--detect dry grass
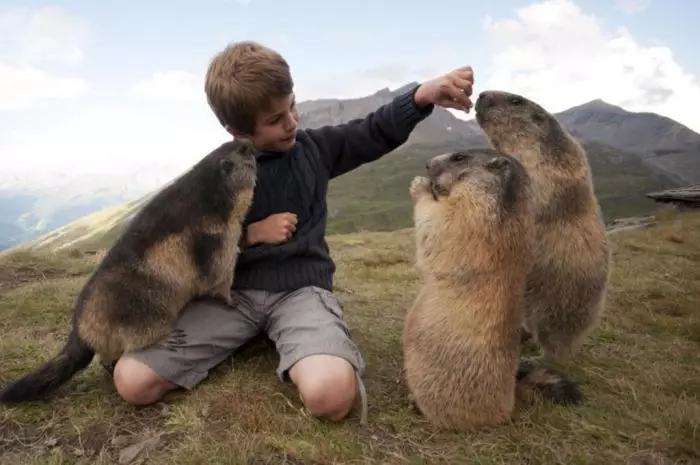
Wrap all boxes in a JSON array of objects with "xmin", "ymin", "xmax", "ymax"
[{"xmin": 1, "ymin": 212, "xmax": 699, "ymax": 464}]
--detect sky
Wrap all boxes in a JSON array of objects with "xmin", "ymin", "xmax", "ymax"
[{"xmin": 1, "ymin": 0, "xmax": 698, "ymax": 191}]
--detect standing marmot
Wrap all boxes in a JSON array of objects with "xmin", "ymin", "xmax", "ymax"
[
  {"xmin": 475, "ymin": 90, "xmax": 611, "ymax": 365},
  {"xmin": 0, "ymin": 139, "xmax": 257, "ymax": 404},
  {"xmin": 402, "ymin": 148, "xmax": 580, "ymax": 431}
]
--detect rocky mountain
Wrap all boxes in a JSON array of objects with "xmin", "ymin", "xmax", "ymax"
[
  {"xmin": 4, "ymin": 83, "xmax": 695, "ymax": 253},
  {"xmin": 297, "ymin": 81, "xmax": 485, "ymax": 146},
  {"xmin": 298, "ymin": 85, "xmax": 688, "ymax": 234},
  {"xmin": 300, "ymin": 85, "xmax": 698, "ymax": 184},
  {"xmin": 555, "ymin": 99, "xmax": 699, "ymax": 184}
]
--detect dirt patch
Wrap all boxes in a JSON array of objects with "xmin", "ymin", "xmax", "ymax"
[
  {"xmin": 0, "ymin": 420, "xmax": 48, "ymax": 455},
  {"xmin": 0, "ymin": 397, "xmax": 183, "ymax": 463}
]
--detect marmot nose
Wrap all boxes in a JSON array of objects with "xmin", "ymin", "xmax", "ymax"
[{"xmin": 477, "ymin": 91, "xmax": 492, "ymax": 108}]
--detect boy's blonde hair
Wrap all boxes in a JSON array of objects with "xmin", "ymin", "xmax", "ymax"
[{"xmin": 204, "ymin": 41, "xmax": 294, "ymax": 135}]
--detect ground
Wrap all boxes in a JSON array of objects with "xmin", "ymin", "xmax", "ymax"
[{"xmin": 0, "ymin": 211, "xmax": 698, "ymax": 465}]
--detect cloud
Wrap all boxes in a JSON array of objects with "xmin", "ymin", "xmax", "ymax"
[
  {"xmin": 616, "ymin": 0, "xmax": 650, "ymax": 14},
  {"xmin": 0, "ymin": 5, "xmax": 87, "ymax": 63},
  {"xmin": 132, "ymin": 71, "xmax": 204, "ymax": 105},
  {"xmin": 481, "ymin": 0, "xmax": 700, "ymax": 132},
  {"xmin": 293, "ymin": 52, "xmax": 460, "ymax": 102},
  {"xmin": 0, "ymin": 99, "xmax": 227, "ymax": 190},
  {"xmin": 294, "ymin": 66, "xmax": 416, "ymax": 101},
  {"xmin": 0, "ymin": 6, "xmax": 88, "ymax": 110},
  {"xmin": 0, "ymin": 64, "xmax": 87, "ymax": 110}
]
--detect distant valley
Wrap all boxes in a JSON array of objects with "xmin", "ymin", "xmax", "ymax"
[{"xmin": 0, "ymin": 180, "xmax": 144, "ymax": 252}]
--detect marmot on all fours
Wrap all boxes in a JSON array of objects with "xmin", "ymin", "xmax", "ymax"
[
  {"xmin": 475, "ymin": 90, "xmax": 612, "ymax": 366},
  {"xmin": 401, "ymin": 148, "xmax": 581, "ymax": 431},
  {"xmin": 0, "ymin": 139, "xmax": 258, "ymax": 404}
]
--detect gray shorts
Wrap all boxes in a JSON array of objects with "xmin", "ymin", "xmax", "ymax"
[{"xmin": 124, "ymin": 285, "xmax": 365, "ymax": 390}]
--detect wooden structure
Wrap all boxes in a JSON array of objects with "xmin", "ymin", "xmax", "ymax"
[{"xmin": 647, "ymin": 185, "xmax": 700, "ymax": 212}]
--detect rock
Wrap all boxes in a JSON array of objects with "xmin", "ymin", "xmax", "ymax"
[{"xmin": 606, "ymin": 216, "xmax": 657, "ymax": 234}]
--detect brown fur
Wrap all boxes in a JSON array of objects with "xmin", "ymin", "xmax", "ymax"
[
  {"xmin": 475, "ymin": 90, "xmax": 612, "ymax": 366},
  {"xmin": 0, "ymin": 139, "xmax": 257, "ymax": 404},
  {"xmin": 401, "ymin": 148, "xmax": 580, "ymax": 431}
]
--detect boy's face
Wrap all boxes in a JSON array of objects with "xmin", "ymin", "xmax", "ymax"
[{"xmin": 229, "ymin": 93, "xmax": 299, "ymax": 152}]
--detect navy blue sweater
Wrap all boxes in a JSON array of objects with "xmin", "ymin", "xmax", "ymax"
[{"xmin": 232, "ymin": 85, "xmax": 434, "ymax": 292}]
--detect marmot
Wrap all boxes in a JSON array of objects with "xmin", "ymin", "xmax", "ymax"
[
  {"xmin": 401, "ymin": 148, "xmax": 580, "ymax": 431},
  {"xmin": 0, "ymin": 139, "xmax": 257, "ymax": 404},
  {"xmin": 475, "ymin": 90, "xmax": 611, "ymax": 365}
]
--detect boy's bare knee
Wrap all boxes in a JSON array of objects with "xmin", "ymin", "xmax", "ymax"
[
  {"xmin": 113, "ymin": 357, "xmax": 176, "ymax": 406},
  {"xmin": 290, "ymin": 354, "xmax": 358, "ymax": 421}
]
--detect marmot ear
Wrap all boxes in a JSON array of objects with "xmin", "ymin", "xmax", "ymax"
[
  {"xmin": 235, "ymin": 136, "xmax": 255, "ymax": 150},
  {"xmin": 220, "ymin": 158, "xmax": 235, "ymax": 174},
  {"xmin": 485, "ymin": 156, "xmax": 509, "ymax": 172}
]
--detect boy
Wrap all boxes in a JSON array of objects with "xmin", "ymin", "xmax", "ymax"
[{"xmin": 112, "ymin": 41, "xmax": 474, "ymax": 422}]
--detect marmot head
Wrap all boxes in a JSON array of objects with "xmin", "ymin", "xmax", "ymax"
[
  {"xmin": 425, "ymin": 148, "xmax": 529, "ymax": 214},
  {"xmin": 212, "ymin": 138, "xmax": 258, "ymax": 193},
  {"xmin": 474, "ymin": 90, "xmax": 574, "ymax": 164}
]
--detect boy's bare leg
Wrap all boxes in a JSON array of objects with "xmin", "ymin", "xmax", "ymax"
[
  {"xmin": 265, "ymin": 285, "xmax": 367, "ymax": 423},
  {"xmin": 112, "ymin": 293, "xmax": 263, "ymax": 405},
  {"xmin": 288, "ymin": 354, "xmax": 357, "ymax": 421}
]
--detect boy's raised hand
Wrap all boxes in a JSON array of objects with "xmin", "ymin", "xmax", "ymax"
[{"xmin": 414, "ymin": 66, "xmax": 474, "ymax": 113}]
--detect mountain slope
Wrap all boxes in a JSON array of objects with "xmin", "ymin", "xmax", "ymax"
[
  {"xmin": 6, "ymin": 193, "xmax": 154, "ymax": 254},
  {"xmin": 297, "ymin": 82, "xmax": 485, "ymax": 146},
  {"xmin": 324, "ymin": 138, "xmax": 678, "ymax": 235},
  {"xmin": 557, "ymin": 99, "xmax": 700, "ymax": 184},
  {"xmin": 8, "ymin": 131, "xmax": 677, "ymax": 254},
  {"xmin": 0, "ymin": 175, "xmax": 157, "ymax": 252},
  {"xmin": 5, "ymin": 84, "xmax": 692, "ymax": 253}
]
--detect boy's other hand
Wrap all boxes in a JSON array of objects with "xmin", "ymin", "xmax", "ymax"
[
  {"xmin": 247, "ymin": 212, "xmax": 298, "ymax": 245},
  {"xmin": 414, "ymin": 66, "xmax": 474, "ymax": 113}
]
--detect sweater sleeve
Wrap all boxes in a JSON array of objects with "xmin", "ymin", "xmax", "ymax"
[{"xmin": 304, "ymin": 85, "xmax": 434, "ymax": 179}]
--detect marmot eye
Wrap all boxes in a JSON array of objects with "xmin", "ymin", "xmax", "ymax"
[
  {"xmin": 450, "ymin": 152, "xmax": 467, "ymax": 162},
  {"xmin": 510, "ymin": 96, "xmax": 523, "ymax": 105}
]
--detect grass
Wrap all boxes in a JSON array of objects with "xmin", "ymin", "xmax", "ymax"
[{"xmin": 1, "ymin": 212, "xmax": 699, "ymax": 464}]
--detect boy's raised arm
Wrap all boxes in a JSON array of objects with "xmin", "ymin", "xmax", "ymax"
[
  {"xmin": 305, "ymin": 67, "xmax": 474, "ymax": 179},
  {"xmin": 306, "ymin": 86, "xmax": 432, "ymax": 179}
]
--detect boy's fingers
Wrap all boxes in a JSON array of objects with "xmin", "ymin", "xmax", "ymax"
[
  {"xmin": 453, "ymin": 66, "xmax": 474, "ymax": 82},
  {"xmin": 281, "ymin": 212, "xmax": 298, "ymax": 225},
  {"xmin": 452, "ymin": 77, "xmax": 473, "ymax": 96},
  {"xmin": 446, "ymin": 85, "xmax": 472, "ymax": 110},
  {"xmin": 444, "ymin": 95, "xmax": 472, "ymax": 112}
]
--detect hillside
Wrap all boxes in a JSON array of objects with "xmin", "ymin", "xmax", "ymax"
[
  {"xmin": 0, "ymin": 175, "xmax": 158, "ymax": 253},
  {"xmin": 324, "ymin": 137, "xmax": 677, "ymax": 235},
  {"xmin": 298, "ymin": 82, "xmax": 484, "ymax": 147},
  {"xmin": 557, "ymin": 99, "xmax": 700, "ymax": 184},
  {"xmin": 5, "ymin": 83, "xmax": 695, "ymax": 252},
  {"xmin": 6, "ymin": 135, "xmax": 675, "ymax": 254},
  {"xmin": 1, "ymin": 211, "xmax": 698, "ymax": 464},
  {"xmin": 15, "ymin": 194, "xmax": 155, "ymax": 253}
]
